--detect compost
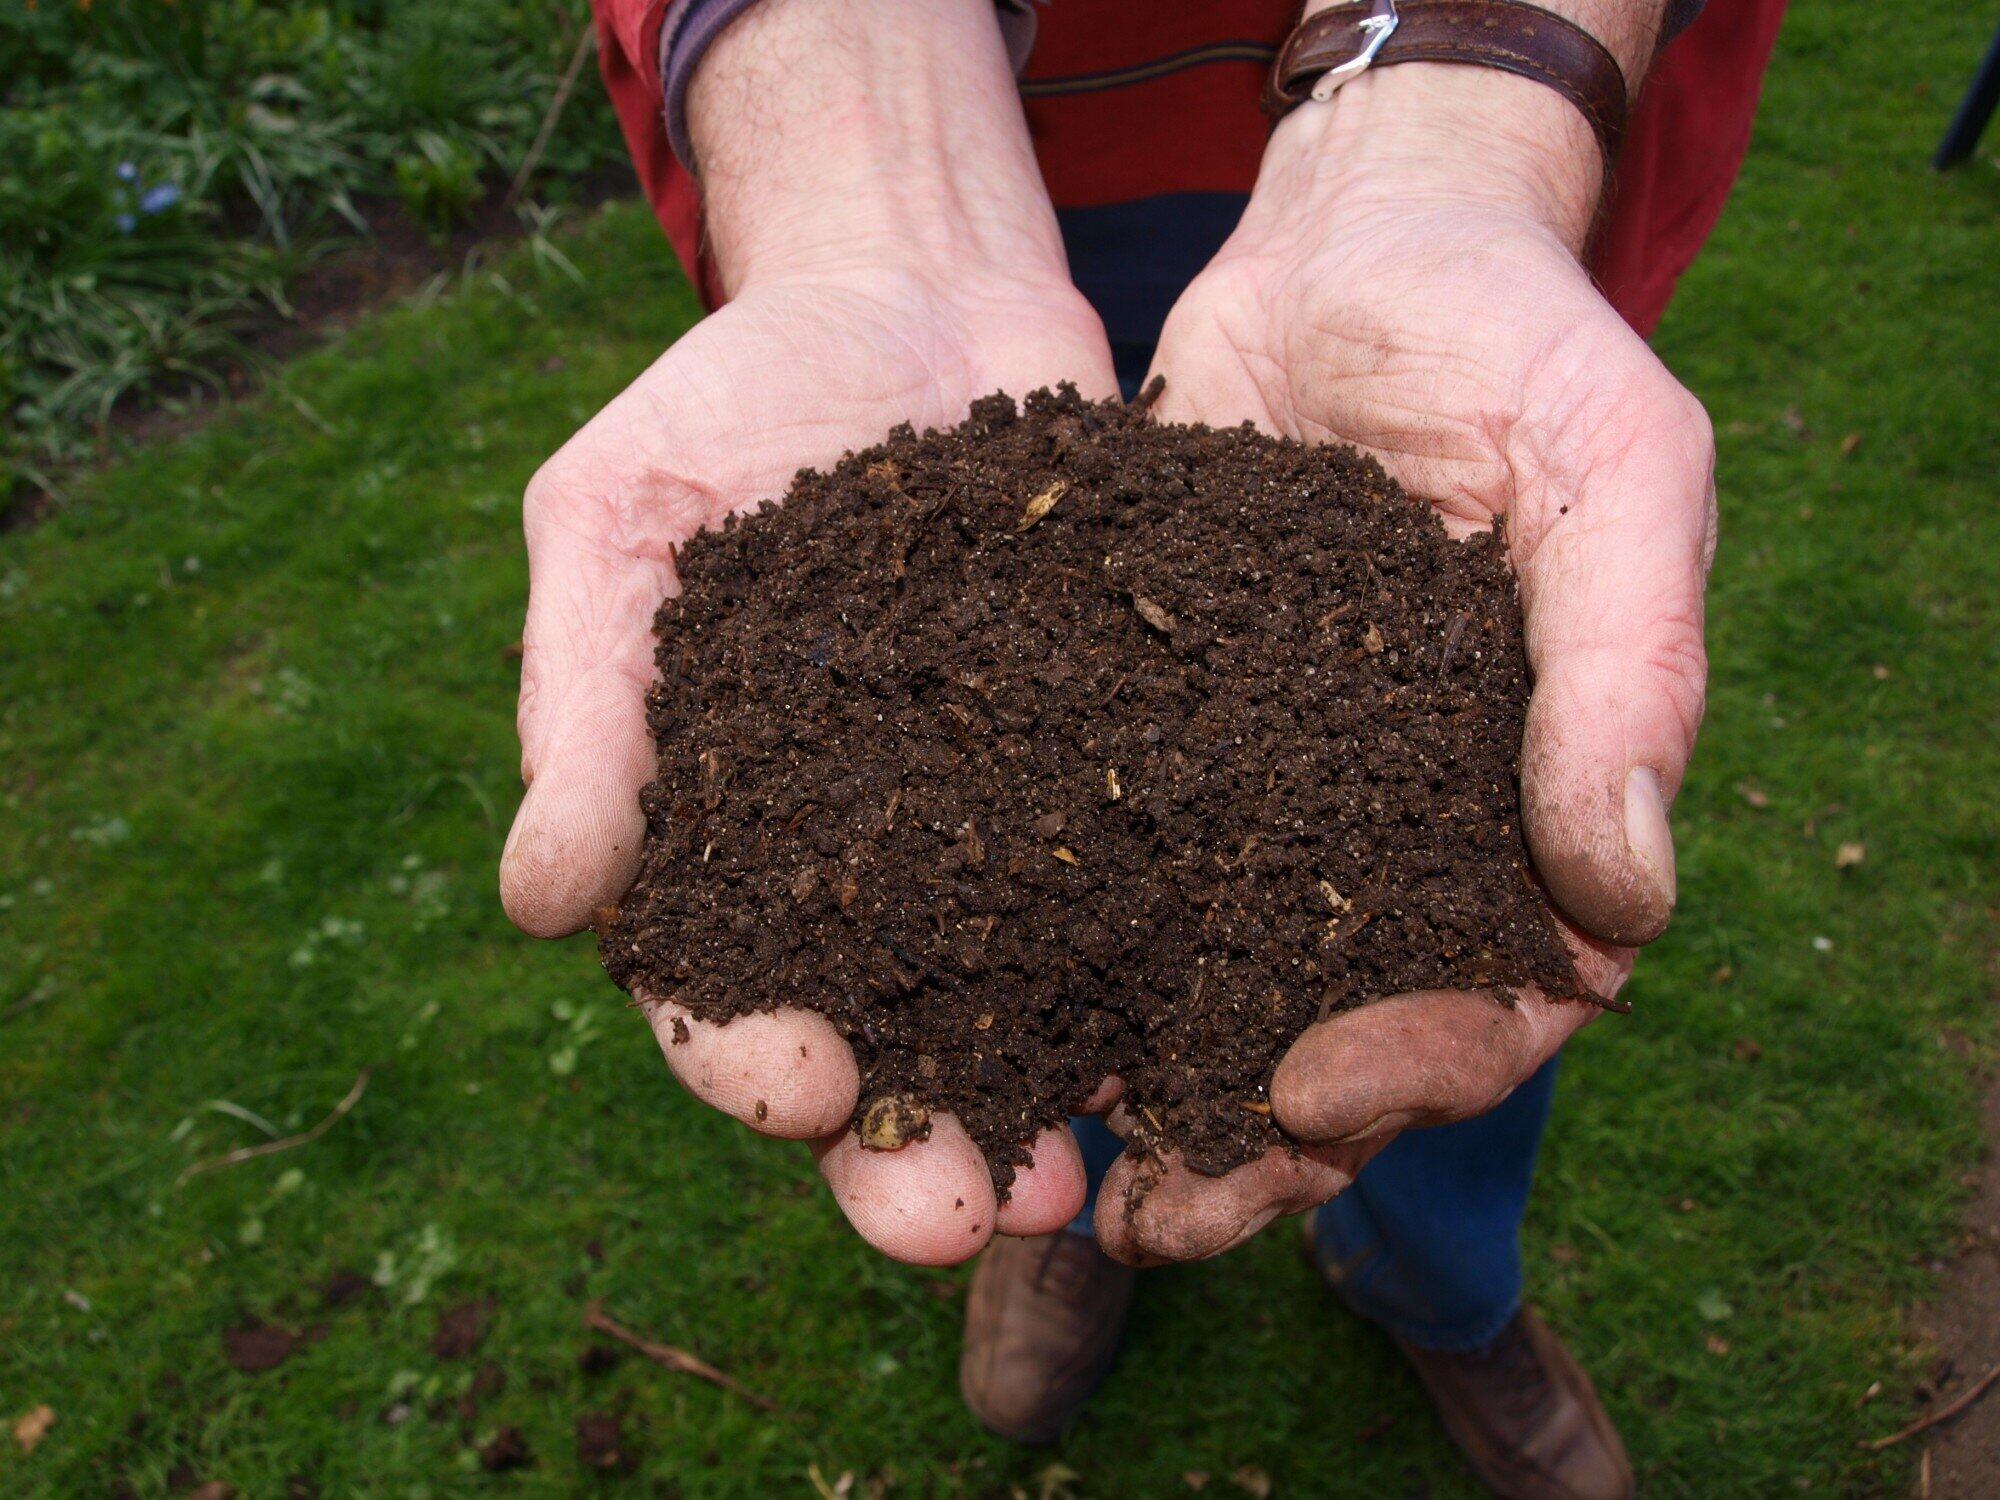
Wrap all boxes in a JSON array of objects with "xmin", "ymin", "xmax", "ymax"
[{"xmin": 600, "ymin": 384, "xmax": 1584, "ymax": 1193}]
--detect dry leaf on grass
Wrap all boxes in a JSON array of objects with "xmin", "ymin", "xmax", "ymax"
[
  {"xmin": 222, "ymin": 1322, "xmax": 296, "ymax": 1374},
  {"xmin": 430, "ymin": 1297, "xmax": 495, "ymax": 1359},
  {"xmin": 12, "ymin": 1404, "xmax": 54, "ymax": 1454}
]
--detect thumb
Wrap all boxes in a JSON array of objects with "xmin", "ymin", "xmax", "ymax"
[
  {"xmin": 1515, "ymin": 356, "xmax": 1715, "ymax": 947},
  {"xmin": 499, "ymin": 460, "xmax": 677, "ymax": 939}
]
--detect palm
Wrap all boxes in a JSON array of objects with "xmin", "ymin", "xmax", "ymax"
[
  {"xmin": 1156, "ymin": 208, "xmax": 1659, "ymax": 531},
  {"xmin": 527, "ymin": 271, "xmax": 1112, "ymax": 593},
  {"xmin": 511, "ymin": 268, "xmax": 1114, "ymax": 922}
]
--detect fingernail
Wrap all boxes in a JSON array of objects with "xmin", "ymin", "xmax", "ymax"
[
  {"xmin": 1227, "ymin": 1205, "xmax": 1285, "ymax": 1251},
  {"xmin": 1624, "ymin": 767, "xmax": 1677, "ymax": 911},
  {"xmin": 1332, "ymin": 1108, "xmax": 1416, "ymax": 1145}
]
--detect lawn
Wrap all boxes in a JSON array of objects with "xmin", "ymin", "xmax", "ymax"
[{"xmin": 3, "ymin": 2, "xmax": 1998, "ymax": 1494}]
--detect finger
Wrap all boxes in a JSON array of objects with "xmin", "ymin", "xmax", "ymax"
[
  {"xmin": 813, "ymin": 1113, "xmax": 998, "ymax": 1266},
  {"xmin": 1270, "ymin": 987, "xmax": 1598, "ymax": 1145},
  {"xmin": 1093, "ymin": 1142, "xmax": 1371, "ymax": 1267},
  {"xmin": 498, "ymin": 329, "xmax": 765, "ymax": 940},
  {"xmin": 1079, "ymin": 1075, "xmax": 1124, "ymax": 1115},
  {"xmin": 1513, "ymin": 341, "xmax": 1715, "ymax": 946},
  {"xmin": 993, "ymin": 1126, "xmax": 1088, "ymax": 1237},
  {"xmin": 647, "ymin": 998, "xmax": 859, "ymax": 1140},
  {"xmin": 499, "ymin": 469, "xmax": 675, "ymax": 939}
]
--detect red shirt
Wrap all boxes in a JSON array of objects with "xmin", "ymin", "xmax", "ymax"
[{"xmin": 591, "ymin": 0, "xmax": 1788, "ymax": 337}]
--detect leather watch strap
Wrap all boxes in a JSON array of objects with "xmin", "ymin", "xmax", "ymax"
[{"xmin": 1266, "ymin": 0, "xmax": 1630, "ymax": 163}]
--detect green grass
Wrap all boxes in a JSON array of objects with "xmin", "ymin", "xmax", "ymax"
[{"xmin": 3, "ymin": 3, "xmax": 1998, "ymax": 1494}]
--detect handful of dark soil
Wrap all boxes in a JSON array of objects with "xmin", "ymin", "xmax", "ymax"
[{"xmin": 601, "ymin": 384, "xmax": 1584, "ymax": 1193}]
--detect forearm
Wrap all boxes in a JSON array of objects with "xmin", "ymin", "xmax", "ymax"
[
  {"xmin": 1264, "ymin": 0, "xmax": 1674, "ymax": 253},
  {"xmin": 687, "ymin": 0, "xmax": 1068, "ymax": 296}
]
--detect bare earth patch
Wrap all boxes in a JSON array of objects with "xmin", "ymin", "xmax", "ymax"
[{"xmin": 1912, "ymin": 1046, "xmax": 2000, "ymax": 1496}]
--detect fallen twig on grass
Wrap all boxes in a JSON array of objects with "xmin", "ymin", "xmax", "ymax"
[
  {"xmin": 504, "ymin": 25, "xmax": 597, "ymax": 210},
  {"xmin": 177, "ymin": 1070, "xmax": 370, "ymax": 1184},
  {"xmin": 1857, "ymin": 1356, "xmax": 2000, "ymax": 1450},
  {"xmin": 2, "ymin": 984, "xmax": 58, "ymax": 1024},
  {"xmin": 582, "ymin": 1301, "xmax": 777, "ymax": 1413}
]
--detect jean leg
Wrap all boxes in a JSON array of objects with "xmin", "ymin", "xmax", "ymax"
[
  {"xmin": 1065, "ymin": 1114, "xmax": 1127, "ymax": 1240},
  {"xmin": 1112, "ymin": 343, "xmax": 1156, "ymax": 402},
  {"xmin": 1310, "ymin": 1057, "xmax": 1561, "ymax": 1352}
]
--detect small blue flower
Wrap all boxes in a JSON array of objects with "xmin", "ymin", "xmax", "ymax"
[
  {"xmin": 116, "ymin": 161, "xmax": 139, "ymax": 183},
  {"xmin": 139, "ymin": 183, "xmax": 181, "ymax": 215},
  {"xmin": 114, "ymin": 213, "xmax": 137, "ymax": 234}
]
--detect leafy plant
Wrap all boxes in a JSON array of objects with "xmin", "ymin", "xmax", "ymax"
[
  {"xmin": 0, "ymin": 0, "xmax": 621, "ymax": 514},
  {"xmin": 393, "ymin": 133, "xmax": 484, "ymax": 237}
]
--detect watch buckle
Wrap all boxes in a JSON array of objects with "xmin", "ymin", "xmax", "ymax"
[{"xmin": 1310, "ymin": 0, "xmax": 1401, "ymax": 102}]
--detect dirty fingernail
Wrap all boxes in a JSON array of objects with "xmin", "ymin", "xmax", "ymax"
[
  {"xmin": 1624, "ymin": 766, "xmax": 1676, "ymax": 912},
  {"xmin": 1236, "ymin": 1204, "xmax": 1284, "ymax": 1244},
  {"xmin": 1332, "ymin": 1108, "xmax": 1416, "ymax": 1145}
]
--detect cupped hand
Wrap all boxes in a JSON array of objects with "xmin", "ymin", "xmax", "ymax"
[
  {"xmin": 1097, "ymin": 103, "xmax": 1714, "ymax": 1265},
  {"xmin": 500, "ymin": 263, "xmax": 1119, "ymax": 1263}
]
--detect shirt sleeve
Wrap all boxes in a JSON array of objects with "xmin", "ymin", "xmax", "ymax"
[{"xmin": 591, "ymin": 0, "xmax": 722, "ymax": 306}]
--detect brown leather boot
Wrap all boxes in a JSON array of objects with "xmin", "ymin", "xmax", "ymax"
[
  {"xmin": 1392, "ymin": 1308, "xmax": 1635, "ymax": 1500},
  {"xmin": 959, "ymin": 1232, "xmax": 1136, "ymax": 1444},
  {"xmin": 1301, "ymin": 1217, "xmax": 1630, "ymax": 1498}
]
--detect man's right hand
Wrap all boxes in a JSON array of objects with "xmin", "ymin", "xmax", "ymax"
[{"xmin": 499, "ymin": 0, "xmax": 1116, "ymax": 1264}]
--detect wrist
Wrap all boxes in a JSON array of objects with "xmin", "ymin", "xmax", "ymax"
[
  {"xmin": 1255, "ymin": 59, "xmax": 1606, "ymax": 256},
  {"xmin": 688, "ymin": 0, "xmax": 1070, "ymax": 299},
  {"xmin": 1264, "ymin": 0, "xmax": 1673, "ymax": 256},
  {"xmin": 1297, "ymin": 0, "xmax": 1663, "ymax": 89}
]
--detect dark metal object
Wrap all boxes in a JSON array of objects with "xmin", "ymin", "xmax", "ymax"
[{"xmin": 1934, "ymin": 23, "xmax": 2000, "ymax": 171}]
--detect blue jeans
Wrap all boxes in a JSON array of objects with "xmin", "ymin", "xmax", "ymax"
[
  {"xmin": 1053, "ymin": 198, "xmax": 1560, "ymax": 1356},
  {"xmin": 1066, "ymin": 1061, "xmax": 1559, "ymax": 1353}
]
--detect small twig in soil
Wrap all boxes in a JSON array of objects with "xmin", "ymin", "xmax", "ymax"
[
  {"xmin": 1017, "ymin": 480, "xmax": 1068, "ymax": 531},
  {"xmin": 1437, "ymin": 610, "xmax": 1472, "ymax": 679},
  {"xmin": 1578, "ymin": 990, "xmax": 1635, "ymax": 1014},
  {"xmin": 1857, "ymin": 1356, "xmax": 2000, "ymax": 1450},
  {"xmin": 178, "ymin": 1070, "xmax": 370, "ymax": 1184},
  {"xmin": 583, "ymin": 1301, "xmax": 778, "ymax": 1412},
  {"xmin": 505, "ymin": 24, "xmax": 598, "ymax": 210}
]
